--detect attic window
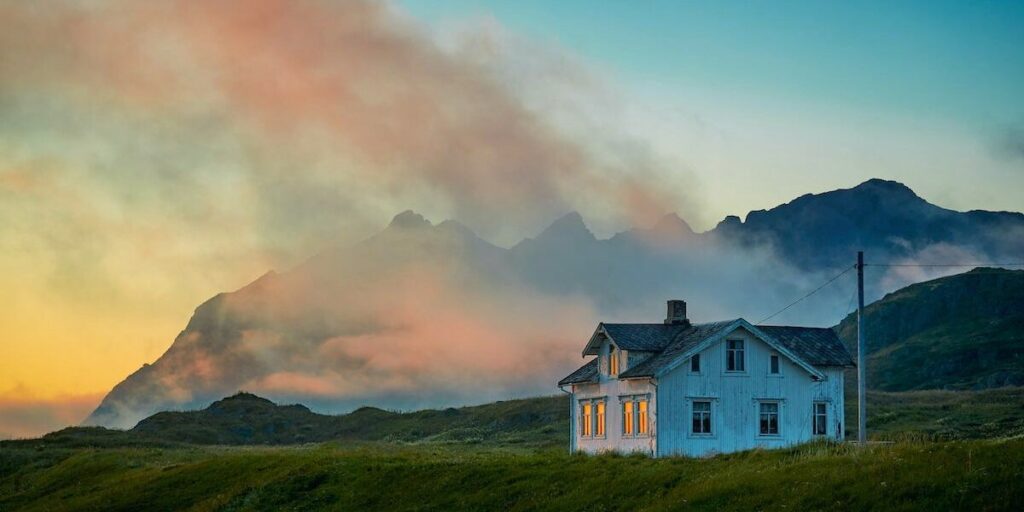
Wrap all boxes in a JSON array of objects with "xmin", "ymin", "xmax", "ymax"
[
  {"xmin": 770, "ymin": 355, "xmax": 780, "ymax": 374},
  {"xmin": 608, "ymin": 346, "xmax": 619, "ymax": 376},
  {"xmin": 690, "ymin": 354, "xmax": 701, "ymax": 373},
  {"xmin": 726, "ymin": 339, "xmax": 745, "ymax": 372}
]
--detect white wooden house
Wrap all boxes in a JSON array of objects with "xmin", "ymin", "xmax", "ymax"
[{"xmin": 558, "ymin": 300, "xmax": 854, "ymax": 457}]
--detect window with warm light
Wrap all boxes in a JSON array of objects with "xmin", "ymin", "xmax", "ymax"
[
  {"xmin": 637, "ymin": 399, "xmax": 648, "ymax": 435},
  {"xmin": 595, "ymin": 400, "xmax": 606, "ymax": 437},
  {"xmin": 622, "ymin": 400, "xmax": 634, "ymax": 435},
  {"xmin": 580, "ymin": 402, "xmax": 593, "ymax": 437},
  {"xmin": 608, "ymin": 346, "xmax": 618, "ymax": 376}
]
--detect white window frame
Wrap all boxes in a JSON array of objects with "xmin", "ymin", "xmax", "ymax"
[
  {"xmin": 608, "ymin": 345, "xmax": 619, "ymax": 377},
  {"xmin": 691, "ymin": 400, "xmax": 713, "ymax": 437},
  {"xmin": 757, "ymin": 400, "xmax": 782, "ymax": 437},
  {"xmin": 620, "ymin": 394, "xmax": 651, "ymax": 438},
  {"xmin": 578, "ymin": 397, "xmax": 607, "ymax": 439},
  {"xmin": 726, "ymin": 339, "xmax": 746, "ymax": 373},
  {"xmin": 812, "ymin": 402, "xmax": 828, "ymax": 436}
]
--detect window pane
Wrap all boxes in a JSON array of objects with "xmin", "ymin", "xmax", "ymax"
[
  {"xmin": 770, "ymin": 355, "xmax": 779, "ymax": 374},
  {"xmin": 622, "ymin": 401, "xmax": 633, "ymax": 435},
  {"xmin": 596, "ymin": 402, "xmax": 606, "ymax": 436},
  {"xmin": 692, "ymin": 401, "xmax": 711, "ymax": 434},
  {"xmin": 691, "ymin": 354, "xmax": 700, "ymax": 372},
  {"xmin": 727, "ymin": 351, "xmax": 735, "ymax": 371},
  {"xmin": 638, "ymin": 400, "xmax": 648, "ymax": 434}
]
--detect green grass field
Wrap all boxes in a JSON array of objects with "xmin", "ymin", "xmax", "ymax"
[
  {"xmin": 3, "ymin": 388, "xmax": 1023, "ymax": 510},
  {"xmin": 2, "ymin": 439, "xmax": 1023, "ymax": 511}
]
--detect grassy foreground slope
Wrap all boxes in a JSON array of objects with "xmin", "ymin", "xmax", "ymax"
[{"xmin": 2, "ymin": 440, "xmax": 1023, "ymax": 511}]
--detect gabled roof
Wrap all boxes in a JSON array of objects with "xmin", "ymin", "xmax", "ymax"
[
  {"xmin": 561, "ymin": 318, "xmax": 854, "ymax": 385},
  {"xmin": 583, "ymin": 323, "xmax": 694, "ymax": 354}
]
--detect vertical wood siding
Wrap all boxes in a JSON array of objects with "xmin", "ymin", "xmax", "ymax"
[{"xmin": 656, "ymin": 326, "xmax": 845, "ymax": 457}]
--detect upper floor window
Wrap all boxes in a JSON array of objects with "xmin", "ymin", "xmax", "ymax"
[
  {"xmin": 690, "ymin": 353, "xmax": 701, "ymax": 373},
  {"xmin": 770, "ymin": 354, "xmax": 780, "ymax": 374},
  {"xmin": 726, "ymin": 339, "xmax": 745, "ymax": 372},
  {"xmin": 692, "ymin": 400, "xmax": 712, "ymax": 435},
  {"xmin": 608, "ymin": 346, "xmax": 619, "ymax": 376},
  {"xmin": 813, "ymin": 402, "xmax": 827, "ymax": 436},
  {"xmin": 759, "ymin": 402, "xmax": 780, "ymax": 436}
]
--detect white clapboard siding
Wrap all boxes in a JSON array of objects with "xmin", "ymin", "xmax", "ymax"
[{"xmin": 656, "ymin": 326, "xmax": 845, "ymax": 457}]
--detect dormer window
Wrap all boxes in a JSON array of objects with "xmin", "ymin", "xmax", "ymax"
[{"xmin": 608, "ymin": 346, "xmax": 619, "ymax": 376}]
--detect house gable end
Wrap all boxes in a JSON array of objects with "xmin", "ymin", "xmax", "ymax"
[{"xmin": 654, "ymin": 319, "xmax": 825, "ymax": 380}]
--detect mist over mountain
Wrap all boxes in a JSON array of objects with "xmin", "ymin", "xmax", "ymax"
[{"xmin": 85, "ymin": 179, "xmax": 1024, "ymax": 429}]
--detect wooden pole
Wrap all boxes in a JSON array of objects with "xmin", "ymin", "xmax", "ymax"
[{"xmin": 857, "ymin": 251, "xmax": 867, "ymax": 444}]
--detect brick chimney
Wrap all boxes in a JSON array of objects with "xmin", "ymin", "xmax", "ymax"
[{"xmin": 665, "ymin": 300, "xmax": 688, "ymax": 325}]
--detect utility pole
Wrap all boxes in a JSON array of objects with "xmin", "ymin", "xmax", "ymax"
[{"xmin": 857, "ymin": 251, "xmax": 867, "ymax": 445}]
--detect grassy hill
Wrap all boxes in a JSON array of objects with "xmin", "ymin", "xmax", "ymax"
[
  {"xmin": 12, "ymin": 393, "xmax": 568, "ymax": 448},
  {"xmin": 2, "ymin": 439, "xmax": 1023, "ymax": 511},
  {"xmin": 8, "ymin": 386, "xmax": 1023, "ymax": 452},
  {"xmin": 836, "ymin": 267, "xmax": 1024, "ymax": 391}
]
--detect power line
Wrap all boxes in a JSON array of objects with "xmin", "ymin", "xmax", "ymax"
[
  {"xmin": 757, "ymin": 265, "xmax": 855, "ymax": 325},
  {"xmin": 865, "ymin": 263, "xmax": 1024, "ymax": 267}
]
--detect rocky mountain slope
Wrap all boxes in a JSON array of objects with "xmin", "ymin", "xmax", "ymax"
[
  {"xmin": 85, "ymin": 179, "xmax": 1024, "ymax": 429},
  {"xmin": 836, "ymin": 268, "xmax": 1024, "ymax": 390}
]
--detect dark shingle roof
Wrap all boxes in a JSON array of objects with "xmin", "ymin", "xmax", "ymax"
[
  {"xmin": 557, "ymin": 358, "xmax": 598, "ymax": 385},
  {"xmin": 600, "ymin": 323, "xmax": 693, "ymax": 351},
  {"xmin": 559, "ymin": 318, "xmax": 854, "ymax": 384},
  {"xmin": 618, "ymin": 320, "xmax": 736, "ymax": 378},
  {"xmin": 759, "ymin": 326, "xmax": 855, "ymax": 367}
]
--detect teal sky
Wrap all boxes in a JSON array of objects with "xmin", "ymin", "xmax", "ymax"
[
  {"xmin": 400, "ymin": 0, "xmax": 1024, "ymax": 228},
  {"xmin": 401, "ymin": 0, "xmax": 1023, "ymax": 127}
]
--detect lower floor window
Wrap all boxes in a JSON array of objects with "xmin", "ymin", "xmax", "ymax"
[
  {"xmin": 692, "ymin": 401, "xmax": 712, "ymax": 434},
  {"xmin": 580, "ymin": 402, "xmax": 592, "ymax": 437},
  {"xmin": 622, "ymin": 396, "xmax": 650, "ymax": 436},
  {"xmin": 579, "ymin": 399, "xmax": 606, "ymax": 438},
  {"xmin": 759, "ymin": 402, "xmax": 779, "ymax": 435},
  {"xmin": 813, "ymin": 402, "xmax": 827, "ymax": 436}
]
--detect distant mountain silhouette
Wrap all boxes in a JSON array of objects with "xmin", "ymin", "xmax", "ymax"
[{"xmin": 84, "ymin": 179, "xmax": 1024, "ymax": 429}]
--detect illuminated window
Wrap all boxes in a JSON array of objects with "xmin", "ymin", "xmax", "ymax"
[
  {"xmin": 690, "ymin": 354, "xmax": 700, "ymax": 373},
  {"xmin": 596, "ymin": 401, "xmax": 606, "ymax": 437},
  {"xmin": 622, "ymin": 400, "xmax": 634, "ymax": 435},
  {"xmin": 759, "ymin": 402, "xmax": 779, "ymax": 435},
  {"xmin": 770, "ymin": 354, "xmax": 780, "ymax": 374},
  {"xmin": 637, "ymin": 400, "xmax": 649, "ymax": 435},
  {"xmin": 580, "ymin": 402, "xmax": 593, "ymax": 437},
  {"xmin": 692, "ymin": 401, "xmax": 711, "ymax": 434},
  {"xmin": 609, "ymin": 346, "xmax": 618, "ymax": 376},
  {"xmin": 813, "ymin": 402, "xmax": 827, "ymax": 436},
  {"xmin": 727, "ymin": 339, "xmax": 745, "ymax": 371}
]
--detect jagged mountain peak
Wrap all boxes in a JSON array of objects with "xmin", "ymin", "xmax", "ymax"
[
  {"xmin": 651, "ymin": 212, "xmax": 695, "ymax": 236},
  {"xmin": 388, "ymin": 210, "xmax": 433, "ymax": 230},
  {"xmin": 535, "ymin": 211, "xmax": 594, "ymax": 242}
]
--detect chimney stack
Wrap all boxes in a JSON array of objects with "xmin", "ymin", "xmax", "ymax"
[{"xmin": 665, "ymin": 300, "xmax": 688, "ymax": 325}]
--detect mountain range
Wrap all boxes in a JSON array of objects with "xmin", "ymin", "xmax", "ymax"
[{"xmin": 85, "ymin": 179, "xmax": 1024, "ymax": 429}]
